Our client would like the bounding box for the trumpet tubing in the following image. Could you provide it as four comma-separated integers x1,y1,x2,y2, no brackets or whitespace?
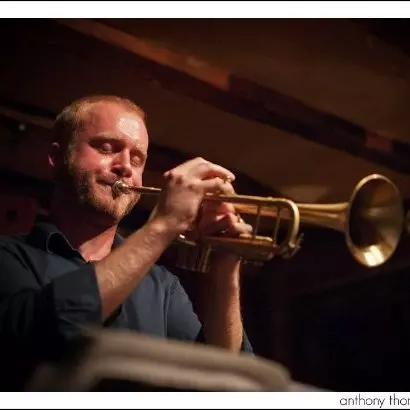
112,174,404,270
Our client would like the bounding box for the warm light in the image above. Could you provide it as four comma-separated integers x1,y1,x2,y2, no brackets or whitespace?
361,245,385,267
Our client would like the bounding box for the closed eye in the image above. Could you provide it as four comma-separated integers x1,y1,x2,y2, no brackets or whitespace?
131,152,146,167
99,142,114,153
90,136,147,166
90,138,122,154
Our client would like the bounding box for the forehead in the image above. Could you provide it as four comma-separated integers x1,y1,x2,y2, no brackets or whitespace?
80,101,148,147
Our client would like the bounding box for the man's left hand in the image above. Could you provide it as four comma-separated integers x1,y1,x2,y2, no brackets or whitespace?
193,178,253,242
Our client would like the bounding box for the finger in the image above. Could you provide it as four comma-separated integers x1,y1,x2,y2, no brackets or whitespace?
197,209,229,230
195,161,235,182
200,178,236,214
201,201,236,217
164,157,235,182
215,180,236,196
199,213,252,237
163,157,204,179
200,178,236,196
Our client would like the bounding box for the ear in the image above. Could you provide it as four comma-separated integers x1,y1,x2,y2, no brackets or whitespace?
48,142,63,169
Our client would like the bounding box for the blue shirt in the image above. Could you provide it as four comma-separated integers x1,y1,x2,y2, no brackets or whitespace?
0,220,252,390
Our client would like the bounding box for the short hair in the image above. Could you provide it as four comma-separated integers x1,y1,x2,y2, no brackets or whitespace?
52,95,147,153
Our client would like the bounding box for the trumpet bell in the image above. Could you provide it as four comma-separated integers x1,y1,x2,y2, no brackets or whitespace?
346,174,404,268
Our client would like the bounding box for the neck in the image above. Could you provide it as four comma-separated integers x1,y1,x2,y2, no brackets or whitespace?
48,197,118,262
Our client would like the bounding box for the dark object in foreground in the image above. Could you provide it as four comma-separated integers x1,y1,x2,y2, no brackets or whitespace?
26,328,322,392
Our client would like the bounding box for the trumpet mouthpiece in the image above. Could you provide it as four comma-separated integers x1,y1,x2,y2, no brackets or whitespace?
112,180,131,196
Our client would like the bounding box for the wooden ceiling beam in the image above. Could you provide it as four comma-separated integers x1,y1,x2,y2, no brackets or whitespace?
52,18,410,175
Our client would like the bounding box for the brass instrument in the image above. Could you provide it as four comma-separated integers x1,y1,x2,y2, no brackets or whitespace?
113,174,404,272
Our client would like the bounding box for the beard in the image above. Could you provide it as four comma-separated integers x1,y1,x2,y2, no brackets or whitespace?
55,158,140,225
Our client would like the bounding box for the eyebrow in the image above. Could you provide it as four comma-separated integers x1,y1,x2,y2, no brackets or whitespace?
92,132,121,141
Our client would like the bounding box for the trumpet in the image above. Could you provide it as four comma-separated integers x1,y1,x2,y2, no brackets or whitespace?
112,174,404,272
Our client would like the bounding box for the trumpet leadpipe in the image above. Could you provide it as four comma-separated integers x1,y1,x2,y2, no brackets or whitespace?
112,180,297,218
112,181,161,196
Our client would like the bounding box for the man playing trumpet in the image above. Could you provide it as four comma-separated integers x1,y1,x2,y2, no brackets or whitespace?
0,95,253,391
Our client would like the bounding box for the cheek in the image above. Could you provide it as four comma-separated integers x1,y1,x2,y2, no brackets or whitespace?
95,157,113,172
132,169,143,186
76,153,111,175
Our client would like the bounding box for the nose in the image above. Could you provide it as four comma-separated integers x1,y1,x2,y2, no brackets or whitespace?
112,150,133,179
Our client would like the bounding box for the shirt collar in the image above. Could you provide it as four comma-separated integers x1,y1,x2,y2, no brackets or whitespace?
27,219,124,258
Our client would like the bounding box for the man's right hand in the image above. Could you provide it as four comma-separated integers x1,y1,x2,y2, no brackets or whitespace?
148,157,236,237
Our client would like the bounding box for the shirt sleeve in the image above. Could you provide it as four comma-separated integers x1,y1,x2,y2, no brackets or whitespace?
0,246,102,362
165,269,253,354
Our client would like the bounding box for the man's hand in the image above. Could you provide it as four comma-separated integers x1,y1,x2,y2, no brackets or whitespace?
149,157,240,236
194,179,253,242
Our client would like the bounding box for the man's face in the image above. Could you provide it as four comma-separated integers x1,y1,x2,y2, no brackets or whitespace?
57,101,149,224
